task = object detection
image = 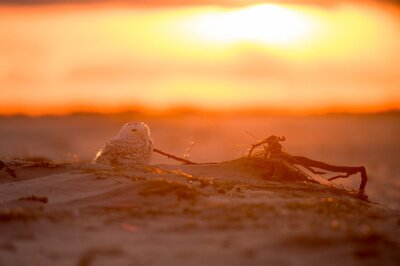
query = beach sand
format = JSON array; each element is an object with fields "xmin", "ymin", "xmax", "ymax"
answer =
[
  {"xmin": 1, "ymin": 114, "xmax": 399, "ymax": 210},
  {"xmin": 0, "ymin": 158, "xmax": 399, "ymax": 266}
]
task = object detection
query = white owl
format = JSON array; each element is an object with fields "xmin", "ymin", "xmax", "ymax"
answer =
[{"xmin": 94, "ymin": 122, "xmax": 153, "ymax": 165}]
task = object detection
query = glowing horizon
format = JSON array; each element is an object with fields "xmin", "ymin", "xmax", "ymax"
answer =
[{"xmin": 0, "ymin": 2, "xmax": 399, "ymax": 115}]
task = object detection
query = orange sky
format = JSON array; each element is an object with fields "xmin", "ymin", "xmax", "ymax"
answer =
[{"xmin": 0, "ymin": 1, "xmax": 399, "ymax": 115}]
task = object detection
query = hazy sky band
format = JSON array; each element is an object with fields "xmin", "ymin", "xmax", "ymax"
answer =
[
  {"xmin": 1, "ymin": 0, "xmax": 399, "ymax": 115},
  {"xmin": 1, "ymin": 0, "xmax": 400, "ymax": 7}
]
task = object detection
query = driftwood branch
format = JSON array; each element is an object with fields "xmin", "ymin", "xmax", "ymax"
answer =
[
  {"xmin": 288, "ymin": 156, "xmax": 368, "ymax": 192},
  {"xmin": 298, "ymin": 165, "xmax": 326, "ymax": 175},
  {"xmin": 248, "ymin": 135, "xmax": 368, "ymax": 194},
  {"xmin": 153, "ymin": 148, "xmax": 198, "ymax": 165},
  {"xmin": 328, "ymin": 172, "xmax": 352, "ymax": 181}
]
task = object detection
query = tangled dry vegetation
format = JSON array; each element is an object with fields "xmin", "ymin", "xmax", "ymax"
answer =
[{"xmin": 154, "ymin": 135, "xmax": 369, "ymax": 201}]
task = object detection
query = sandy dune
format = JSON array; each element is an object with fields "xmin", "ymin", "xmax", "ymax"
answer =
[{"xmin": 0, "ymin": 159, "xmax": 399, "ymax": 266}]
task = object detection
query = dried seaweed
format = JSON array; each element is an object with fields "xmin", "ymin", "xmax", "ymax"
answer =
[
  {"xmin": 0, "ymin": 160, "xmax": 17, "ymax": 178},
  {"xmin": 0, "ymin": 207, "xmax": 39, "ymax": 222},
  {"xmin": 18, "ymin": 195, "xmax": 48, "ymax": 203},
  {"xmin": 21, "ymin": 161, "xmax": 67, "ymax": 168}
]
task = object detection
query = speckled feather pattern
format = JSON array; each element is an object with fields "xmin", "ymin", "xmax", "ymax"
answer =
[{"xmin": 94, "ymin": 122, "xmax": 153, "ymax": 165}]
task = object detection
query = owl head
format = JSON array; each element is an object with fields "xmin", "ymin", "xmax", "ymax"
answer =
[{"xmin": 117, "ymin": 122, "xmax": 151, "ymax": 140}]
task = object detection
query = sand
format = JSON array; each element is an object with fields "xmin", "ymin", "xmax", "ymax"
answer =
[
  {"xmin": 0, "ymin": 158, "xmax": 399, "ymax": 266},
  {"xmin": 1, "ymin": 114, "xmax": 399, "ymax": 210}
]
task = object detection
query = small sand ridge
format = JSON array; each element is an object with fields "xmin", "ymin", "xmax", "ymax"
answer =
[{"xmin": 0, "ymin": 159, "xmax": 398, "ymax": 266}]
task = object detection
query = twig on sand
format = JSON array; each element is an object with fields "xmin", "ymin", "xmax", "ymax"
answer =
[
  {"xmin": 0, "ymin": 160, "xmax": 17, "ymax": 178},
  {"xmin": 153, "ymin": 148, "xmax": 198, "ymax": 165}
]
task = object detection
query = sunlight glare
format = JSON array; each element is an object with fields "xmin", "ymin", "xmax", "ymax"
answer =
[{"xmin": 189, "ymin": 4, "xmax": 317, "ymax": 46}]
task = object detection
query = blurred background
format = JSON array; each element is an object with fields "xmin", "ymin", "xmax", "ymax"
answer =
[
  {"xmin": 0, "ymin": 0, "xmax": 399, "ymax": 208},
  {"xmin": 1, "ymin": 0, "xmax": 399, "ymax": 114}
]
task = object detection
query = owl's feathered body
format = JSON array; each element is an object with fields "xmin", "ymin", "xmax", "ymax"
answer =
[{"xmin": 94, "ymin": 122, "xmax": 153, "ymax": 165}]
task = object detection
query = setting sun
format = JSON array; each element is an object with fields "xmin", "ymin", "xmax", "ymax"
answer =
[
  {"xmin": 189, "ymin": 4, "xmax": 317, "ymax": 46},
  {"xmin": 0, "ymin": 1, "xmax": 399, "ymax": 115}
]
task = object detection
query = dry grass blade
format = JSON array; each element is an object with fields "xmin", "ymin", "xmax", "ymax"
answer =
[{"xmin": 184, "ymin": 139, "xmax": 198, "ymax": 160}]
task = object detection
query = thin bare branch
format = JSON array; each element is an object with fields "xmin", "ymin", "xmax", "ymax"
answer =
[
  {"xmin": 153, "ymin": 148, "xmax": 198, "ymax": 165},
  {"xmin": 328, "ymin": 172, "xmax": 352, "ymax": 181}
]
